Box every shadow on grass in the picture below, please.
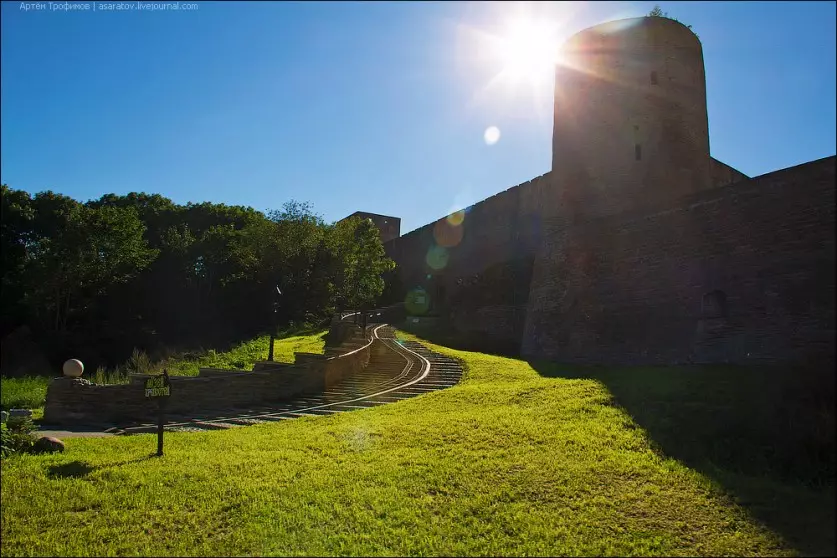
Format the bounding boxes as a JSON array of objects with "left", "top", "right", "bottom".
[
  {"left": 46, "top": 455, "right": 158, "bottom": 479},
  {"left": 528, "top": 360, "right": 836, "bottom": 556}
]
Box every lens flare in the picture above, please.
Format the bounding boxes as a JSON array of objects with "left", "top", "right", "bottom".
[
  {"left": 433, "top": 218, "right": 464, "bottom": 248},
  {"left": 426, "top": 245, "right": 450, "bottom": 270},
  {"left": 446, "top": 210, "right": 466, "bottom": 227},
  {"left": 484, "top": 126, "right": 501, "bottom": 145},
  {"left": 405, "top": 287, "right": 430, "bottom": 315}
]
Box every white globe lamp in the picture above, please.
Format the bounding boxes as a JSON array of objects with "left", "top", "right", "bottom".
[{"left": 62, "top": 359, "right": 84, "bottom": 378}]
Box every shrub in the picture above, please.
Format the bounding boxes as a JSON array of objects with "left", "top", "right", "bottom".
[{"left": 1, "top": 416, "right": 37, "bottom": 458}]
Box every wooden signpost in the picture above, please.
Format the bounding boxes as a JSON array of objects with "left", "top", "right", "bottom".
[{"left": 144, "top": 370, "right": 171, "bottom": 456}]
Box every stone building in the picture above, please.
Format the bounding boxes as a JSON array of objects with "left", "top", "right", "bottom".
[
  {"left": 340, "top": 211, "right": 401, "bottom": 244},
  {"left": 361, "top": 16, "right": 835, "bottom": 365}
]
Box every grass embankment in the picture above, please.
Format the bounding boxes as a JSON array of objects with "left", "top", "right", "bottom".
[
  {"left": 1, "top": 332, "right": 833, "bottom": 556},
  {"left": 0, "top": 332, "right": 326, "bottom": 413}
]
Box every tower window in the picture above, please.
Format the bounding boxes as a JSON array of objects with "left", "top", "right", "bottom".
[
  {"left": 651, "top": 71, "right": 658, "bottom": 85},
  {"left": 635, "top": 144, "right": 642, "bottom": 160}
]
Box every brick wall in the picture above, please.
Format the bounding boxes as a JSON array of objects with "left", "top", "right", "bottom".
[
  {"left": 710, "top": 157, "right": 749, "bottom": 188},
  {"left": 384, "top": 173, "right": 553, "bottom": 346},
  {"left": 523, "top": 156, "right": 835, "bottom": 365}
]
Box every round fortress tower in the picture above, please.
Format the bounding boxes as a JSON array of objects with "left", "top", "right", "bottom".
[{"left": 552, "top": 16, "right": 710, "bottom": 218}]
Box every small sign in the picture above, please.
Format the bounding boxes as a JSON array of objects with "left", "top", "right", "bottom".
[{"left": 144, "top": 373, "right": 171, "bottom": 398}]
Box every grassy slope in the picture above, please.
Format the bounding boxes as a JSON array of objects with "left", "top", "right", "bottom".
[
  {"left": 0, "top": 332, "right": 327, "bottom": 412},
  {"left": 1, "top": 332, "right": 832, "bottom": 556}
]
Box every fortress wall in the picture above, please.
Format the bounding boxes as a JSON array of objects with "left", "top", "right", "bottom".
[
  {"left": 384, "top": 173, "right": 553, "bottom": 304},
  {"left": 522, "top": 156, "right": 835, "bottom": 365},
  {"left": 384, "top": 173, "right": 554, "bottom": 349},
  {"left": 710, "top": 157, "right": 749, "bottom": 188}
]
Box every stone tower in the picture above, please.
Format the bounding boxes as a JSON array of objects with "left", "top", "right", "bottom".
[
  {"left": 521, "top": 16, "right": 712, "bottom": 359},
  {"left": 552, "top": 16, "right": 711, "bottom": 219}
]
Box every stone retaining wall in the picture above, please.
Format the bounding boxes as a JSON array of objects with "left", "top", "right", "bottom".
[{"left": 43, "top": 323, "right": 373, "bottom": 427}]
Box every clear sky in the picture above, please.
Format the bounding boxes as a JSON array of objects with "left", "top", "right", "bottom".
[{"left": 2, "top": 1, "right": 835, "bottom": 234}]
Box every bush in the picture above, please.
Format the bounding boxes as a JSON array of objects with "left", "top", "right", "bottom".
[{"left": 1, "top": 416, "right": 37, "bottom": 458}]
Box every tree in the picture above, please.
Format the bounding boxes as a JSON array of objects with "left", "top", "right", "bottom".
[
  {"left": 22, "top": 195, "right": 157, "bottom": 333},
  {"left": 0, "top": 185, "right": 397, "bottom": 369},
  {"left": 0, "top": 185, "right": 35, "bottom": 333},
  {"left": 327, "top": 216, "right": 395, "bottom": 311},
  {"left": 648, "top": 4, "right": 666, "bottom": 17}
]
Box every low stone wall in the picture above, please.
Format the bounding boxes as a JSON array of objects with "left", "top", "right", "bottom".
[{"left": 43, "top": 323, "right": 374, "bottom": 427}]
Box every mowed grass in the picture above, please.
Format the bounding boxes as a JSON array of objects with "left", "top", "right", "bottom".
[
  {"left": 0, "top": 332, "right": 327, "bottom": 412},
  {"left": 1, "top": 332, "right": 833, "bottom": 556},
  {"left": 162, "top": 330, "right": 326, "bottom": 376}
]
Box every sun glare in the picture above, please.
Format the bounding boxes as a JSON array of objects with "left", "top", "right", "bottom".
[{"left": 493, "top": 18, "right": 561, "bottom": 86}]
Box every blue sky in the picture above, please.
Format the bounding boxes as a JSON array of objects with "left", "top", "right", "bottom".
[{"left": 2, "top": 1, "right": 835, "bottom": 234}]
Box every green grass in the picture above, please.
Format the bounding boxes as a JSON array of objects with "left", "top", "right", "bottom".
[
  {"left": 1, "top": 331, "right": 833, "bottom": 556},
  {"left": 160, "top": 331, "right": 326, "bottom": 376},
  {"left": 0, "top": 332, "right": 327, "bottom": 413},
  {"left": 0, "top": 376, "right": 50, "bottom": 411}
]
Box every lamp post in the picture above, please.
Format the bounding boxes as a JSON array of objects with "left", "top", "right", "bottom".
[{"left": 267, "top": 284, "right": 282, "bottom": 361}]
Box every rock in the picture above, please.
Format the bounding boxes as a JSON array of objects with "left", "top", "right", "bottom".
[
  {"left": 33, "top": 436, "right": 65, "bottom": 454},
  {"left": 9, "top": 409, "right": 32, "bottom": 418}
]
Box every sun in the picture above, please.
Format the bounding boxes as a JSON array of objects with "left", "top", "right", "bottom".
[{"left": 492, "top": 18, "right": 561, "bottom": 86}]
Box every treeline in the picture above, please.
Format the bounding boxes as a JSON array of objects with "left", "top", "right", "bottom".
[{"left": 0, "top": 184, "right": 394, "bottom": 371}]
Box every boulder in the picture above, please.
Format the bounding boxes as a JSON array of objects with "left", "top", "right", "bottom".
[{"left": 33, "top": 436, "right": 65, "bottom": 454}]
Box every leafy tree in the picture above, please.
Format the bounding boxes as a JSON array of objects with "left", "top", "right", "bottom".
[
  {"left": 22, "top": 195, "right": 157, "bottom": 333},
  {"left": 328, "top": 216, "right": 395, "bottom": 311},
  {"left": 0, "top": 185, "right": 396, "bottom": 370},
  {"left": 0, "top": 185, "right": 35, "bottom": 333}
]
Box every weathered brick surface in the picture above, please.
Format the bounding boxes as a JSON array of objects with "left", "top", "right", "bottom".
[
  {"left": 522, "top": 156, "right": 836, "bottom": 364},
  {"left": 710, "top": 157, "right": 749, "bottom": 189},
  {"left": 384, "top": 174, "right": 552, "bottom": 348},
  {"left": 553, "top": 17, "right": 711, "bottom": 219}
]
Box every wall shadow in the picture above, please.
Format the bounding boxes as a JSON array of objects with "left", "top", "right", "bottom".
[{"left": 528, "top": 360, "right": 836, "bottom": 556}]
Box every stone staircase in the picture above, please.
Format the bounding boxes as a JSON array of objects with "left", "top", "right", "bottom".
[{"left": 116, "top": 322, "right": 463, "bottom": 434}]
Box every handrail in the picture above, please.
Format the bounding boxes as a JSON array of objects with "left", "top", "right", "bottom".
[{"left": 329, "top": 323, "right": 381, "bottom": 360}]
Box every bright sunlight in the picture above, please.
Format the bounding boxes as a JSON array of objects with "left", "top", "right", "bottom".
[
  {"left": 455, "top": 3, "right": 579, "bottom": 122},
  {"left": 492, "top": 17, "right": 563, "bottom": 87}
]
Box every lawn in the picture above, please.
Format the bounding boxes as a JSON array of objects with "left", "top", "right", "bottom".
[
  {"left": 0, "top": 331, "right": 327, "bottom": 413},
  {"left": 1, "top": 331, "right": 833, "bottom": 556}
]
